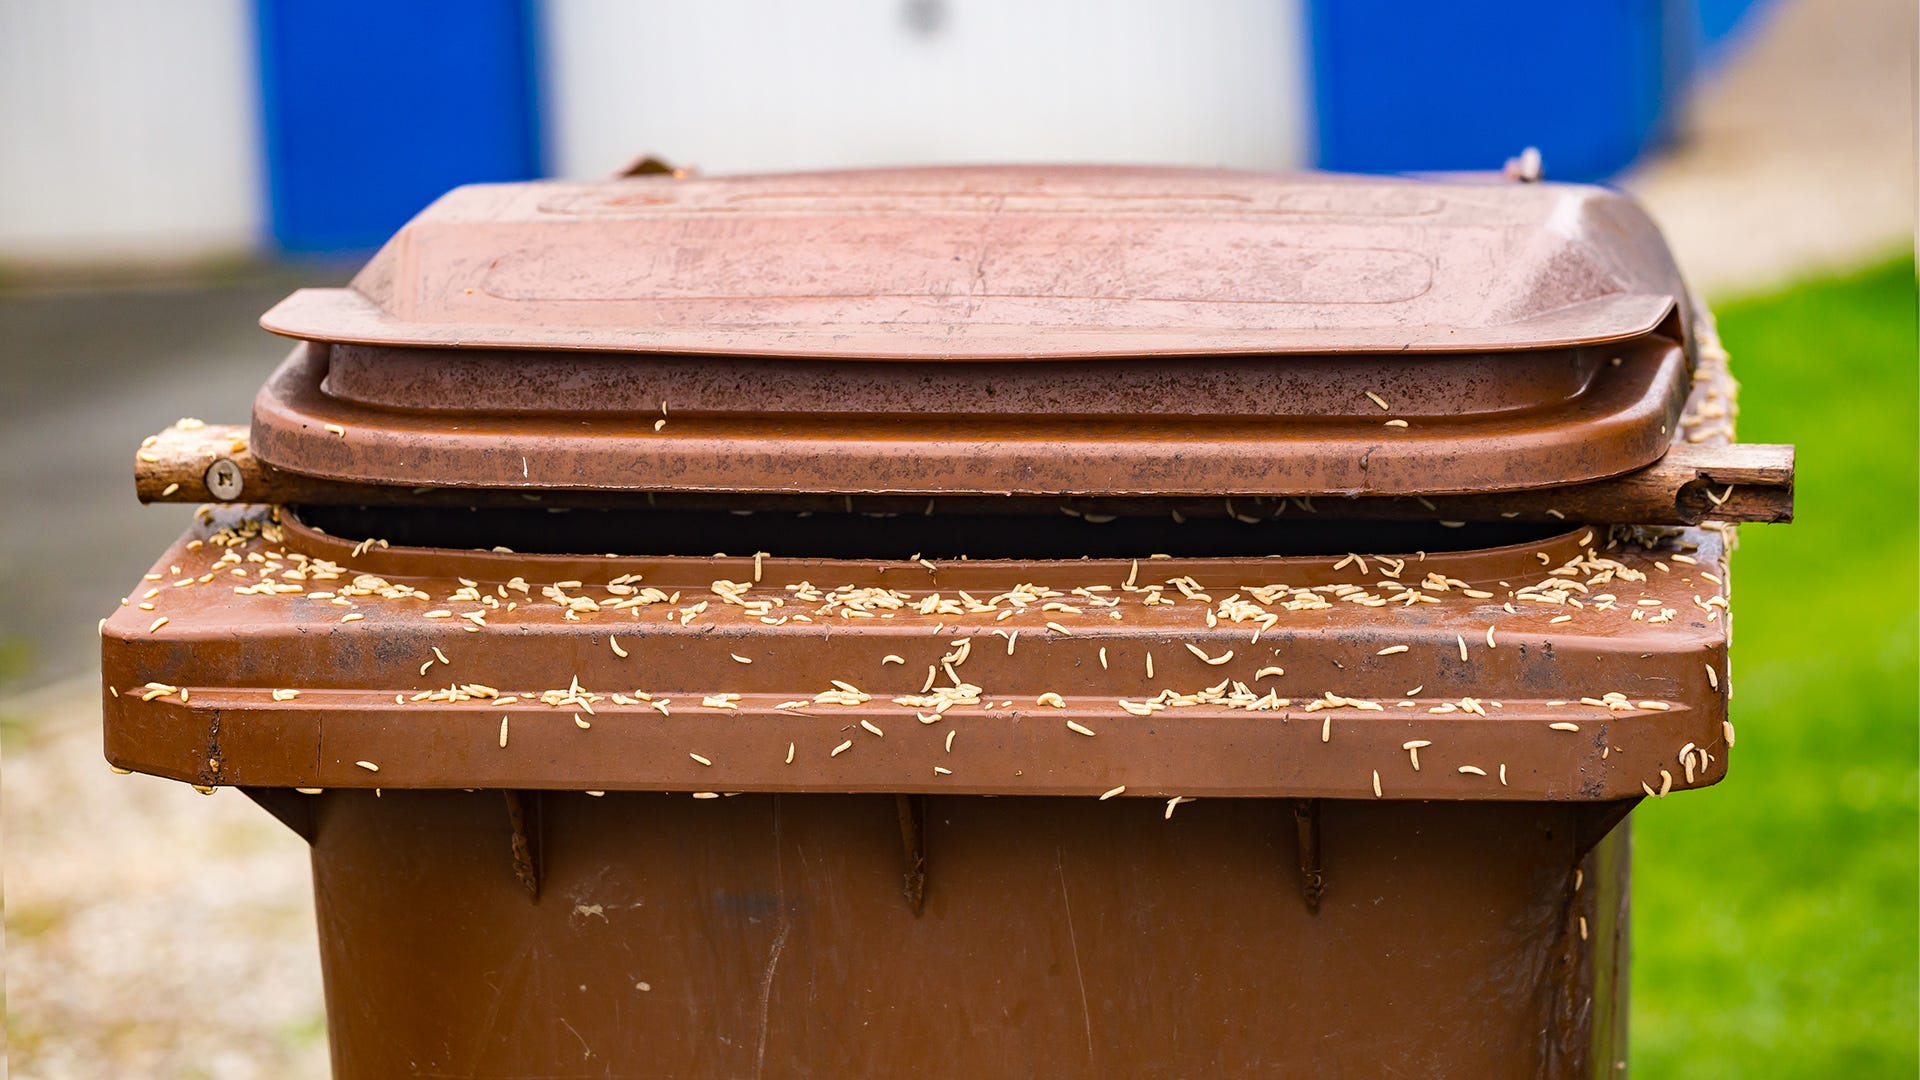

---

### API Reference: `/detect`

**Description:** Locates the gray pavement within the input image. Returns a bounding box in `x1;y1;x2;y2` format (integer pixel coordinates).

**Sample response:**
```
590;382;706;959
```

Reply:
0;273;332;696
1623;0;1915;295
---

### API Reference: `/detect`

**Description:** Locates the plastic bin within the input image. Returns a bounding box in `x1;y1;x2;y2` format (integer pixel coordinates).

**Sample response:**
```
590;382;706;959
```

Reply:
105;165;1792;1077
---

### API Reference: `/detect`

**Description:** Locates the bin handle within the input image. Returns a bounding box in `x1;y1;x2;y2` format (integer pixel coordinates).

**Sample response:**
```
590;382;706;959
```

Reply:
612;155;694;180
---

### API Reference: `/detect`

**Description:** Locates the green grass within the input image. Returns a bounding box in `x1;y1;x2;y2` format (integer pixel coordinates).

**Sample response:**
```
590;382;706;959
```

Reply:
1631;255;1919;1076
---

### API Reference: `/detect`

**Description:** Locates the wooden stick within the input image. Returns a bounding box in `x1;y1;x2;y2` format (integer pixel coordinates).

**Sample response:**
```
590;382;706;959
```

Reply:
135;423;1792;525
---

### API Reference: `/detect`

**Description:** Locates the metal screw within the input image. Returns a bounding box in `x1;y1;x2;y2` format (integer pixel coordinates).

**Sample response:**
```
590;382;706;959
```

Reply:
205;458;244;501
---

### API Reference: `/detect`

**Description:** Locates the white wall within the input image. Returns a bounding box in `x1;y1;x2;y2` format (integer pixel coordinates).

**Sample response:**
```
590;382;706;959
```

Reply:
543;0;1306;179
0;1;1307;265
0;0;260;266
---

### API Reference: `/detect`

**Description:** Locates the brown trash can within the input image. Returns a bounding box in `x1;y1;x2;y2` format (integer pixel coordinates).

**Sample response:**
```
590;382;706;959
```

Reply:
105;166;1793;1078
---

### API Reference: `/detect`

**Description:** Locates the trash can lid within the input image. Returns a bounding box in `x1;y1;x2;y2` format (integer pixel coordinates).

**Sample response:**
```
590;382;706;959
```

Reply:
262;165;1688;360
250;166;1697;497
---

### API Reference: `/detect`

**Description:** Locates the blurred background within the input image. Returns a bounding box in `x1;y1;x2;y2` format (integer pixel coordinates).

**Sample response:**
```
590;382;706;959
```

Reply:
0;1;1912;1076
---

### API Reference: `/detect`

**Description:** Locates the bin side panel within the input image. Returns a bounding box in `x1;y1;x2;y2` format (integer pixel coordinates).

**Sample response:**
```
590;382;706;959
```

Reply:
1585;819;1633;1078
309;792;1603;1078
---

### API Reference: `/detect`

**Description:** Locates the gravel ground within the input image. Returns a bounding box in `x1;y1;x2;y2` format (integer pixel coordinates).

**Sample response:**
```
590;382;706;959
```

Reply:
0;1;1910;1075
1;681;327;1078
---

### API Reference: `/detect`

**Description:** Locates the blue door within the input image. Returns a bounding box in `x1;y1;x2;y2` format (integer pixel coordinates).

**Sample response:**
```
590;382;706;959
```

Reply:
257;0;544;255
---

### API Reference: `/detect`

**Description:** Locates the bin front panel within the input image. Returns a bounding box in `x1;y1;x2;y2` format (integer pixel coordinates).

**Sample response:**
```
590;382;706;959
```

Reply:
307;791;1625;1079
